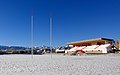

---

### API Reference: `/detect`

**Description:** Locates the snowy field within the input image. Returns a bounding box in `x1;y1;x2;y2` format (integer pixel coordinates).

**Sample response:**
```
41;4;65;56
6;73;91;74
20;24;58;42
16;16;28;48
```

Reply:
0;54;120;75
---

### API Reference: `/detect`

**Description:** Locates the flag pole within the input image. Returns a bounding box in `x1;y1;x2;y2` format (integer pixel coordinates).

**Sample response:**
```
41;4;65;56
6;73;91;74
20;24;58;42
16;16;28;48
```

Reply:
31;16;34;59
50;16;52;58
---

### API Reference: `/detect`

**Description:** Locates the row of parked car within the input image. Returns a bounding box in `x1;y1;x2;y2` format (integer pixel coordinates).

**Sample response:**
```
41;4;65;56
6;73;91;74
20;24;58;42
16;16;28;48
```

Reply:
0;47;56;55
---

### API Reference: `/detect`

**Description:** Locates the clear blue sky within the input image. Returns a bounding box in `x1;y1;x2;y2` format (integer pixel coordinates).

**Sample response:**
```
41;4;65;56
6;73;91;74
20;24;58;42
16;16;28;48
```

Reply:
0;0;120;47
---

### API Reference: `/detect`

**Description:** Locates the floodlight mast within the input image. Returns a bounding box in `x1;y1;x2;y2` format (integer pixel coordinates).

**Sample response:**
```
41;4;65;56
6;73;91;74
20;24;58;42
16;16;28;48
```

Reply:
31;16;34;58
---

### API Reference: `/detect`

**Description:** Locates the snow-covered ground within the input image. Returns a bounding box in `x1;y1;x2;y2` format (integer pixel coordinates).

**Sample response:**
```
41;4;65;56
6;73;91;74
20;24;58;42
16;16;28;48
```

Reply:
0;54;120;75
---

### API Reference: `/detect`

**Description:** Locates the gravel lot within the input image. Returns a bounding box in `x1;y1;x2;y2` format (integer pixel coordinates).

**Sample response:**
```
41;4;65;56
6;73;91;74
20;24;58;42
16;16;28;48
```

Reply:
0;54;120;75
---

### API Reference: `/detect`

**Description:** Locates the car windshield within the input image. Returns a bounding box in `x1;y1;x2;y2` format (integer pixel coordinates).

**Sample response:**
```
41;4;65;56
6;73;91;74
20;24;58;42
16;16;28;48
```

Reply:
59;47;64;50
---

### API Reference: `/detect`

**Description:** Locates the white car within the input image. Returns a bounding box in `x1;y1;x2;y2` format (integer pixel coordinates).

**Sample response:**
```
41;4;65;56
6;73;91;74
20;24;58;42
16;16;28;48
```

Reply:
55;48;65;53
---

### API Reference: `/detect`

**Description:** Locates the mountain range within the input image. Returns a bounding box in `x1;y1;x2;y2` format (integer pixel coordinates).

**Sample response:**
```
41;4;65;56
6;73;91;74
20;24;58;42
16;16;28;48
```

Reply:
0;45;26;50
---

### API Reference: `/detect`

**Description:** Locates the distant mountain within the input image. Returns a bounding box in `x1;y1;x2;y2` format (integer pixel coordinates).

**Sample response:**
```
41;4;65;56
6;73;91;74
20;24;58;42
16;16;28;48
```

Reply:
0;45;26;50
0;45;9;50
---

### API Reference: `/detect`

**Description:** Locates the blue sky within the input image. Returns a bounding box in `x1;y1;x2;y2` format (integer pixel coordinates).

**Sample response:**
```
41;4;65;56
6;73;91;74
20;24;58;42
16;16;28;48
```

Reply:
0;0;120;47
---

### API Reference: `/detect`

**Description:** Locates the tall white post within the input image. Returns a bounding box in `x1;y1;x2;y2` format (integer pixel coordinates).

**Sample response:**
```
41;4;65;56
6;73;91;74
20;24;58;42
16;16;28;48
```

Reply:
50;16;52;58
31;16;34;59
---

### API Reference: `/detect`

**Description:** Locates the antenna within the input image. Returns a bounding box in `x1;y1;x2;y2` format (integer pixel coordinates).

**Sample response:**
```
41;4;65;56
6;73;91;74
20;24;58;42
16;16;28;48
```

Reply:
50;16;52;58
31;16;34;59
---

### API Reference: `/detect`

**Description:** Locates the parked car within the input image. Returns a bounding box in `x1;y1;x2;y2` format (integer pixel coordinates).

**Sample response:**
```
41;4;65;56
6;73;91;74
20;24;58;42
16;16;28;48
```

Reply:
55;47;65;53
